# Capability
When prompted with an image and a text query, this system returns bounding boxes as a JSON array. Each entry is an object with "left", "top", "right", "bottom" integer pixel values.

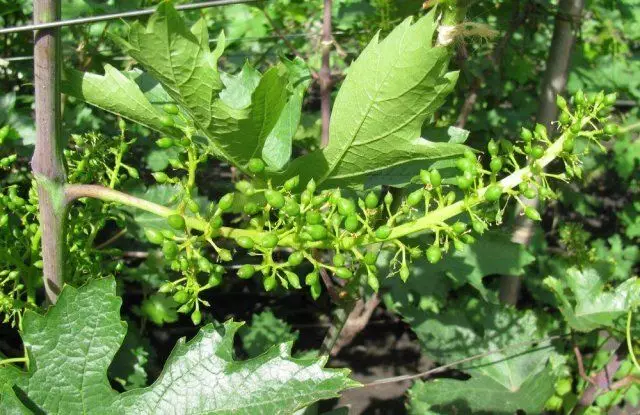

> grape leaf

[
  {"left": 405, "top": 303, "right": 557, "bottom": 414},
  {"left": 544, "top": 267, "right": 640, "bottom": 332},
  {"left": 408, "top": 368, "right": 556, "bottom": 415},
  {"left": 280, "top": 10, "right": 467, "bottom": 188},
  {"left": 0, "top": 278, "right": 358, "bottom": 413}
]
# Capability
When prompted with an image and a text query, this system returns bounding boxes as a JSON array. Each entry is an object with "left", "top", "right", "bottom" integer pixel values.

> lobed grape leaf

[
  {"left": 405, "top": 303, "right": 558, "bottom": 414},
  {"left": 544, "top": 267, "right": 640, "bottom": 332},
  {"left": 0, "top": 278, "right": 358, "bottom": 414},
  {"left": 280, "top": 10, "right": 467, "bottom": 188}
]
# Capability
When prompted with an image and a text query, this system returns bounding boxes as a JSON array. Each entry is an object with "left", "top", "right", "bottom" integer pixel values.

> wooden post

[
  {"left": 319, "top": 0, "right": 333, "bottom": 147},
  {"left": 31, "top": 0, "right": 66, "bottom": 303}
]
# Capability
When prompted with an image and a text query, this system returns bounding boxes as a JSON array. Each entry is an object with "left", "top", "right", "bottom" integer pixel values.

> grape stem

[{"left": 64, "top": 121, "right": 580, "bottom": 248}]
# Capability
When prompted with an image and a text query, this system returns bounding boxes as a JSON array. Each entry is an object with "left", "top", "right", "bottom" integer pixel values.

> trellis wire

[{"left": 0, "top": 0, "right": 260, "bottom": 35}]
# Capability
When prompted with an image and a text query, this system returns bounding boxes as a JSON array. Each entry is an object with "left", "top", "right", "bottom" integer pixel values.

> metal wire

[{"left": 0, "top": 0, "right": 260, "bottom": 35}]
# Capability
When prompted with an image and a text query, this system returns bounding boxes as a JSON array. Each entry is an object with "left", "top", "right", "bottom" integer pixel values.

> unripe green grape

[
  {"left": 604, "top": 123, "right": 618, "bottom": 135},
  {"left": 285, "top": 271, "right": 301, "bottom": 289},
  {"left": 244, "top": 202, "right": 259, "bottom": 215},
  {"left": 145, "top": 228, "right": 164, "bottom": 245},
  {"left": 160, "top": 115, "right": 175, "bottom": 127},
  {"left": 341, "top": 236, "right": 356, "bottom": 250},
  {"left": 343, "top": 214, "right": 359, "bottom": 232},
  {"left": 487, "top": 139, "right": 499, "bottom": 156},
  {"left": 570, "top": 122, "right": 581, "bottom": 134},
  {"left": 187, "top": 199, "right": 200, "bottom": 214},
  {"left": 574, "top": 89, "right": 585, "bottom": 106},
  {"left": 384, "top": 192, "right": 393, "bottom": 206},
  {"left": 426, "top": 245, "right": 441, "bottom": 264},
  {"left": 307, "top": 224, "right": 328, "bottom": 240},
  {"left": 555, "top": 378, "right": 572, "bottom": 396},
  {"left": 407, "top": 189, "right": 423, "bottom": 207},
  {"left": 235, "top": 180, "right": 254, "bottom": 195},
  {"left": 210, "top": 216, "right": 223, "bottom": 229},
  {"left": 420, "top": 169, "right": 431, "bottom": 185},
  {"left": 263, "top": 274, "right": 277, "bottom": 291},
  {"left": 399, "top": 265, "right": 410, "bottom": 282},
  {"left": 265, "top": 189, "right": 285, "bottom": 209},
  {"left": 559, "top": 112, "right": 571, "bottom": 125},
  {"left": 237, "top": 236, "right": 255, "bottom": 249},
  {"left": 523, "top": 187, "right": 537, "bottom": 199},
  {"left": 284, "top": 175, "right": 300, "bottom": 191},
  {"left": 563, "top": 137, "right": 575, "bottom": 152},
  {"left": 545, "top": 396, "right": 563, "bottom": 412},
  {"left": 365, "top": 192, "right": 379, "bottom": 209},
  {"left": 363, "top": 252, "right": 377, "bottom": 265},
  {"left": 191, "top": 310, "right": 202, "bottom": 325},
  {"left": 556, "top": 95, "right": 567, "bottom": 110},
  {"left": 173, "top": 290, "right": 189, "bottom": 304},
  {"left": 288, "top": 251, "right": 304, "bottom": 266},
  {"left": 305, "top": 210, "right": 322, "bottom": 225},
  {"left": 429, "top": 169, "right": 442, "bottom": 187},
  {"left": 217, "top": 248, "right": 232, "bottom": 262},
  {"left": 539, "top": 187, "right": 553, "bottom": 199},
  {"left": 587, "top": 92, "right": 597, "bottom": 105},
  {"left": 283, "top": 199, "right": 300, "bottom": 216},
  {"left": 337, "top": 198, "right": 356, "bottom": 216},
  {"left": 489, "top": 157, "right": 503, "bottom": 173},
  {"left": 330, "top": 213, "right": 342, "bottom": 228},
  {"left": 177, "top": 303, "right": 193, "bottom": 314},
  {"left": 472, "top": 220, "right": 486, "bottom": 234},
  {"left": 167, "top": 214, "right": 186, "bottom": 230},
  {"left": 300, "top": 189, "right": 312, "bottom": 205},
  {"left": 311, "top": 194, "right": 327, "bottom": 207},
  {"left": 198, "top": 257, "right": 213, "bottom": 272},
  {"left": 153, "top": 172, "right": 169, "bottom": 183},
  {"left": 306, "top": 178, "right": 316, "bottom": 193},
  {"left": 445, "top": 191, "right": 456, "bottom": 205},
  {"left": 457, "top": 175, "right": 472, "bottom": 190},
  {"left": 452, "top": 222, "right": 467, "bottom": 234},
  {"left": 305, "top": 271, "right": 319, "bottom": 286},
  {"left": 453, "top": 239, "right": 465, "bottom": 251},
  {"left": 163, "top": 103, "right": 180, "bottom": 115},
  {"left": 333, "top": 253, "right": 346, "bottom": 267},
  {"left": 375, "top": 225, "right": 391, "bottom": 239},
  {"left": 238, "top": 264, "right": 256, "bottom": 279},
  {"left": 335, "top": 267, "right": 353, "bottom": 279},
  {"left": 456, "top": 157, "right": 473, "bottom": 173},
  {"left": 218, "top": 193, "right": 234, "bottom": 211},
  {"left": 531, "top": 145, "right": 545, "bottom": 159},
  {"left": 158, "top": 283, "right": 173, "bottom": 293},
  {"left": 156, "top": 137, "right": 174, "bottom": 148},
  {"left": 179, "top": 137, "right": 190, "bottom": 147},
  {"left": 248, "top": 158, "right": 265, "bottom": 174},
  {"left": 261, "top": 233, "right": 279, "bottom": 248},
  {"left": 162, "top": 240, "right": 178, "bottom": 260},
  {"left": 520, "top": 127, "right": 533, "bottom": 142},
  {"left": 524, "top": 206, "right": 541, "bottom": 221},
  {"left": 462, "top": 234, "right": 476, "bottom": 244}
]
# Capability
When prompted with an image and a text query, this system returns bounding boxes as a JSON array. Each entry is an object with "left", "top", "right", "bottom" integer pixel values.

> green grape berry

[
  {"left": 244, "top": 202, "right": 259, "bottom": 215},
  {"left": 235, "top": 180, "right": 255, "bottom": 195},
  {"left": 167, "top": 214, "right": 186, "bottom": 230},
  {"left": 559, "top": 112, "right": 571, "bottom": 125},
  {"left": 406, "top": 189, "right": 423, "bottom": 207},
  {"left": 604, "top": 93, "right": 617, "bottom": 106},
  {"left": 340, "top": 236, "right": 356, "bottom": 250},
  {"left": 198, "top": 257, "right": 213, "bottom": 272},
  {"left": 574, "top": 89, "right": 585, "bottom": 106},
  {"left": 163, "top": 103, "right": 180, "bottom": 115},
  {"left": 335, "top": 267, "right": 353, "bottom": 279},
  {"left": 156, "top": 137, "right": 174, "bottom": 148},
  {"left": 265, "top": 189, "right": 285, "bottom": 209},
  {"left": 283, "top": 199, "right": 300, "bottom": 216},
  {"left": 563, "top": 137, "right": 575, "bottom": 152},
  {"left": 163, "top": 240, "right": 178, "bottom": 259},
  {"left": 310, "top": 282, "right": 322, "bottom": 299},
  {"left": 248, "top": 158, "right": 266, "bottom": 174},
  {"left": 191, "top": 310, "right": 202, "bottom": 325},
  {"left": 490, "top": 157, "right": 503, "bottom": 173},
  {"left": 305, "top": 272, "right": 319, "bottom": 286},
  {"left": 524, "top": 206, "right": 541, "bottom": 221},
  {"left": 237, "top": 265, "right": 255, "bottom": 279},
  {"left": 456, "top": 158, "right": 473, "bottom": 173},
  {"left": 152, "top": 172, "right": 169, "bottom": 183},
  {"left": 307, "top": 224, "right": 328, "bottom": 240},
  {"left": 429, "top": 169, "right": 442, "bottom": 187},
  {"left": 160, "top": 115, "right": 175, "bottom": 127},
  {"left": 173, "top": 290, "right": 189, "bottom": 304},
  {"left": 520, "top": 127, "right": 533, "bottom": 142},
  {"left": 333, "top": 253, "right": 346, "bottom": 267},
  {"left": 452, "top": 222, "right": 467, "bottom": 234},
  {"left": 365, "top": 192, "right": 379, "bottom": 209},
  {"left": 531, "top": 145, "right": 545, "bottom": 160},
  {"left": 487, "top": 139, "right": 499, "bottom": 156},
  {"left": 604, "top": 123, "right": 619, "bottom": 135},
  {"left": 426, "top": 245, "right": 442, "bottom": 264},
  {"left": 384, "top": 192, "right": 393, "bottom": 205},
  {"left": 237, "top": 236, "right": 255, "bottom": 249},
  {"left": 523, "top": 187, "right": 537, "bottom": 199},
  {"left": 420, "top": 169, "right": 431, "bottom": 185},
  {"left": 337, "top": 198, "right": 356, "bottom": 216},
  {"left": 144, "top": 228, "right": 164, "bottom": 245},
  {"left": 288, "top": 251, "right": 304, "bottom": 266},
  {"left": 261, "top": 233, "right": 279, "bottom": 248},
  {"left": 457, "top": 175, "right": 472, "bottom": 190},
  {"left": 306, "top": 178, "right": 317, "bottom": 193},
  {"left": 343, "top": 214, "right": 359, "bottom": 232},
  {"left": 399, "top": 265, "right": 410, "bottom": 281},
  {"left": 263, "top": 275, "right": 277, "bottom": 291},
  {"left": 375, "top": 225, "right": 391, "bottom": 239},
  {"left": 534, "top": 123, "right": 548, "bottom": 140},
  {"left": 187, "top": 199, "right": 200, "bottom": 214},
  {"left": 364, "top": 252, "right": 377, "bottom": 265},
  {"left": 218, "top": 193, "right": 235, "bottom": 211},
  {"left": 305, "top": 211, "right": 323, "bottom": 225}
]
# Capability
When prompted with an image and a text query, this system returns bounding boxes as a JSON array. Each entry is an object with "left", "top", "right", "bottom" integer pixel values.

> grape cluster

[{"left": 142, "top": 92, "right": 618, "bottom": 322}]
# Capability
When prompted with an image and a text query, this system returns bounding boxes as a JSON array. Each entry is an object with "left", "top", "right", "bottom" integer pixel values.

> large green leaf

[
  {"left": 281, "top": 11, "right": 466, "bottom": 188},
  {"left": 0, "top": 278, "right": 358, "bottom": 413},
  {"left": 545, "top": 267, "right": 640, "bottom": 332},
  {"left": 405, "top": 304, "right": 557, "bottom": 414},
  {"left": 408, "top": 368, "right": 556, "bottom": 415}
]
